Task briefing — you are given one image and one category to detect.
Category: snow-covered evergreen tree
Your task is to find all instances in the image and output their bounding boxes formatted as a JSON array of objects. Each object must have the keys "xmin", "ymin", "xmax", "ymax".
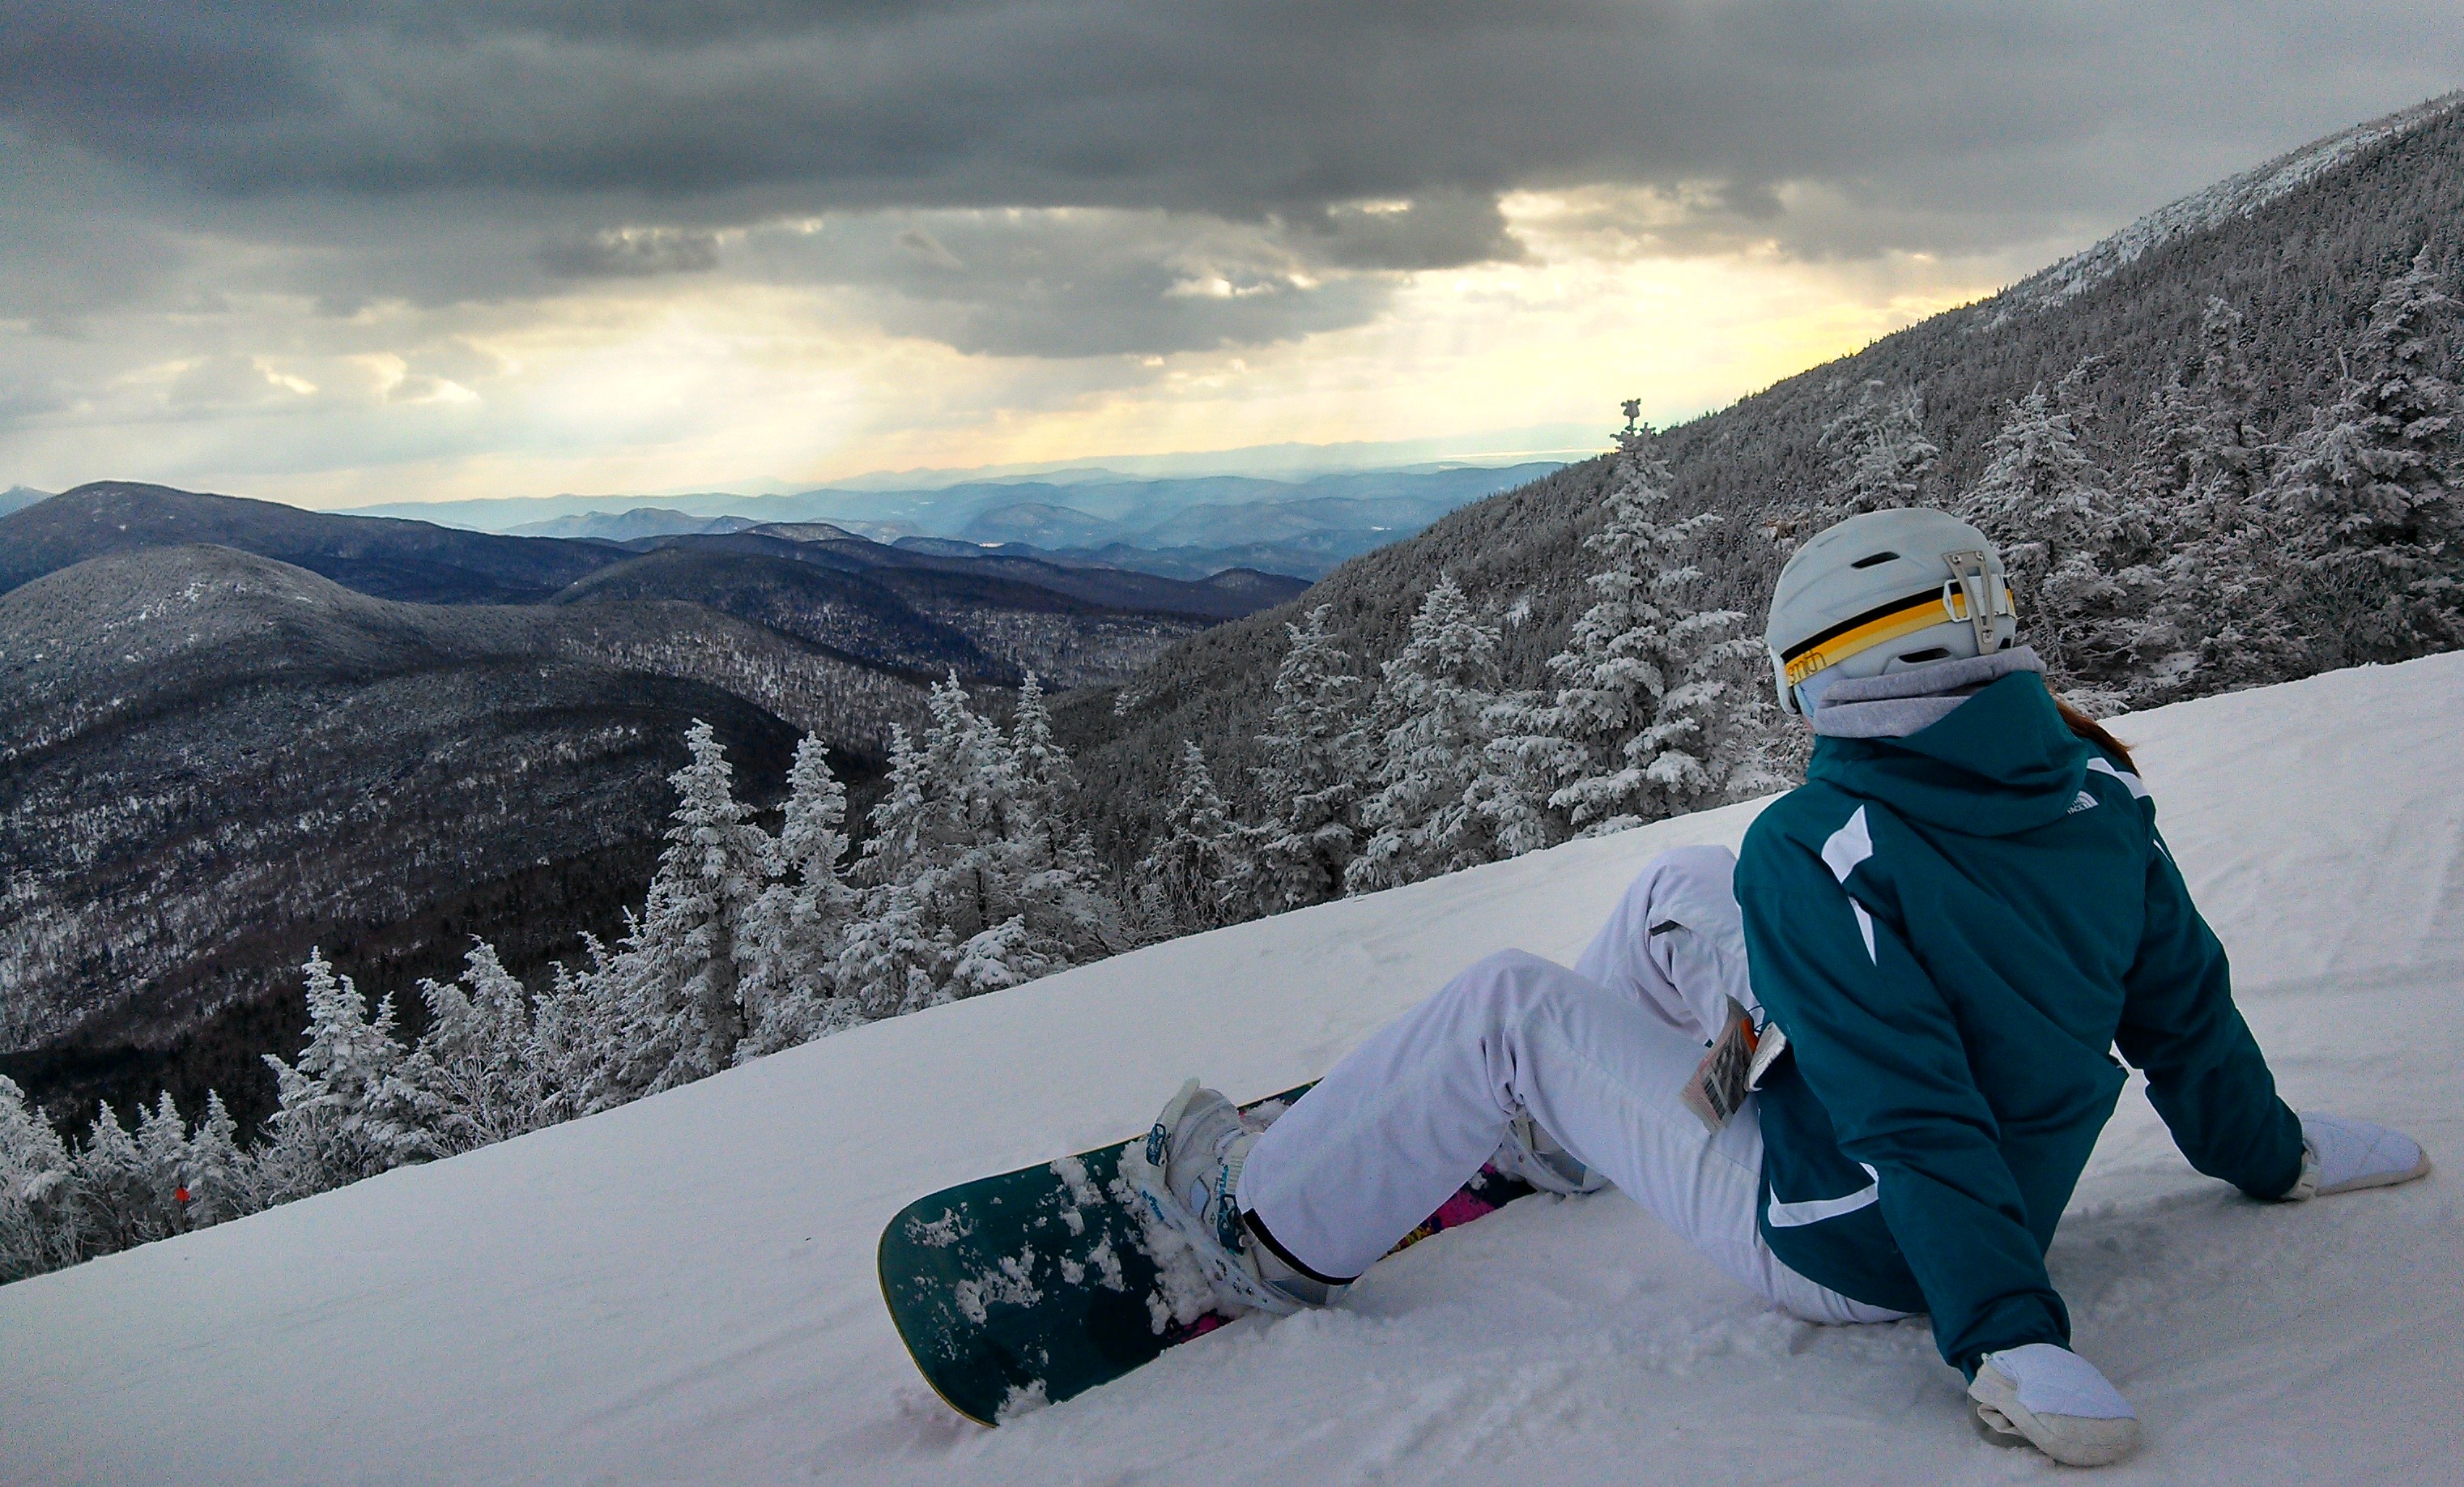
[
  {"xmin": 1496, "ymin": 415, "xmax": 1772, "ymax": 837},
  {"xmin": 134, "ymin": 1093, "xmax": 194, "ymax": 1238},
  {"xmin": 1004, "ymin": 674, "xmax": 1075, "ymax": 860},
  {"xmin": 836, "ymin": 678, "xmax": 1124, "ymax": 1020},
  {"xmin": 0, "ymin": 1076, "xmax": 82, "ymax": 1283},
  {"xmin": 1817, "ymin": 379, "xmax": 1939, "ymax": 518},
  {"xmin": 589, "ymin": 720, "xmax": 777, "ymax": 1102},
  {"xmin": 399, "ymin": 940, "xmax": 557, "ymax": 1154},
  {"xmin": 532, "ymin": 937, "xmax": 615, "ymax": 1126},
  {"xmin": 2274, "ymin": 245, "xmax": 2462, "ymax": 663},
  {"xmin": 2125, "ymin": 367, "xmax": 2202, "ymax": 526},
  {"xmin": 831, "ymin": 884, "xmax": 943, "ymax": 1024},
  {"xmin": 1247, "ymin": 606, "xmax": 1367, "ymax": 914},
  {"xmin": 253, "ymin": 951, "xmax": 428, "ymax": 1204},
  {"xmin": 2185, "ymin": 296, "xmax": 2272, "ymax": 531},
  {"xmin": 1134, "ymin": 743, "xmax": 1247, "ymax": 935},
  {"xmin": 998, "ymin": 675, "xmax": 1124, "ymax": 961},
  {"xmin": 2117, "ymin": 300, "xmax": 2304, "ymax": 701},
  {"xmin": 72, "ymin": 1103, "xmax": 158, "ymax": 1253},
  {"xmin": 183, "ymin": 1091, "xmax": 253, "ymax": 1228},
  {"xmin": 737, "ymin": 735, "xmax": 862, "ymax": 1058},
  {"xmin": 1960, "ymin": 380, "xmax": 2134, "ymax": 694},
  {"xmin": 1346, "ymin": 576, "xmax": 1534, "ymax": 893}
]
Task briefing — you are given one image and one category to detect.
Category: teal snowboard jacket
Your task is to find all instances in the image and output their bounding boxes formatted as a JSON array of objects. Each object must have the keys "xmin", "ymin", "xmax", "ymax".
[{"xmin": 1734, "ymin": 671, "xmax": 2304, "ymax": 1374}]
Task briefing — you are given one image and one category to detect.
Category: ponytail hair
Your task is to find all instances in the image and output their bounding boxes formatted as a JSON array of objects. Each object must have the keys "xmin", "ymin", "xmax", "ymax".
[{"xmin": 2053, "ymin": 693, "xmax": 2135, "ymax": 770}]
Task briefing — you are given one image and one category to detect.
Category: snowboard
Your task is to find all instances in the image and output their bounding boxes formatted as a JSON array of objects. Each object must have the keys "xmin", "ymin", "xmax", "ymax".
[{"xmin": 877, "ymin": 1083, "xmax": 1538, "ymax": 1425}]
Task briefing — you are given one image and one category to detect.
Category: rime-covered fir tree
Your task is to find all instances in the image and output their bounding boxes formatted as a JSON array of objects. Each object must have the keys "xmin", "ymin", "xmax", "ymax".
[
  {"xmin": 254, "ymin": 951, "xmax": 428, "ymax": 1202},
  {"xmin": 1001, "ymin": 680, "xmax": 1126, "ymax": 966},
  {"xmin": 1134, "ymin": 743, "xmax": 1246, "ymax": 935},
  {"xmin": 1247, "ymin": 606, "xmax": 1368, "ymax": 914},
  {"xmin": 183, "ymin": 1091, "xmax": 252, "ymax": 1227},
  {"xmin": 1960, "ymin": 381, "xmax": 2133, "ymax": 694},
  {"xmin": 2121, "ymin": 299, "xmax": 2300, "ymax": 700},
  {"xmin": 589, "ymin": 720, "xmax": 777, "ymax": 1101},
  {"xmin": 1346, "ymin": 576, "xmax": 1532, "ymax": 893},
  {"xmin": 2274, "ymin": 245, "xmax": 2462, "ymax": 663},
  {"xmin": 2185, "ymin": 297, "xmax": 2272, "ymax": 534},
  {"xmin": 1817, "ymin": 379, "xmax": 1939, "ymax": 519},
  {"xmin": 1004, "ymin": 675, "xmax": 1076, "ymax": 866},
  {"xmin": 0, "ymin": 1076, "xmax": 83, "ymax": 1283},
  {"xmin": 70, "ymin": 1105, "xmax": 150, "ymax": 1254},
  {"xmin": 837, "ymin": 678, "xmax": 1123, "ymax": 1019},
  {"xmin": 398, "ymin": 940, "xmax": 556, "ymax": 1154},
  {"xmin": 1498, "ymin": 415, "xmax": 1771, "ymax": 837},
  {"xmin": 736, "ymin": 735, "xmax": 862, "ymax": 1058},
  {"xmin": 1002, "ymin": 675, "xmax": 1122, "ymax": 952}
]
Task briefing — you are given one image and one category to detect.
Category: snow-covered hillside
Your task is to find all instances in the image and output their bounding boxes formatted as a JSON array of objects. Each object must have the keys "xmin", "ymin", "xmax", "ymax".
[
  {"xmin": 2005, "ymin": 90, "xmax": 2463, "ymax": 312},
  {"xmin": 6, "ymin": 656, "xmax": 2461, "ymax": 1486}
]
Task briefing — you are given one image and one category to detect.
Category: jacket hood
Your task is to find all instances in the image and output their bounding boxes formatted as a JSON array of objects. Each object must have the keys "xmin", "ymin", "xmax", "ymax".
[{"xmin": 1804, "ymin": 670, "xmax": 2092, "ymax": 836}]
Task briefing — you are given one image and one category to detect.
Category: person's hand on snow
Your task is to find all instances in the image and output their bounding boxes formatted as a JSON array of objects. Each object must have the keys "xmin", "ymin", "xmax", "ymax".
[
  {"xmin": 1967, "ymin": 1343, "xmax": 2141, "ymax": 1467},
  {"xmin": 2280, "ymin": 1114, "xmax": 2432, "ymax": 1200}
]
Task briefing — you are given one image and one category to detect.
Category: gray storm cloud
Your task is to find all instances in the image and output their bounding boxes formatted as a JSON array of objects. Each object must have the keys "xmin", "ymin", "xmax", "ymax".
[{"xmin": 2, "ymin": 1, "xmax": 2461, "ymax": 362}]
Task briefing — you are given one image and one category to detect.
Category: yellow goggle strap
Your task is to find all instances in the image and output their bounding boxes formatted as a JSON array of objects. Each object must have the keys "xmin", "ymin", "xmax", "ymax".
[{"xmin": 1778, "ymin": 575, "xmax": 2016, "ymax": 689}]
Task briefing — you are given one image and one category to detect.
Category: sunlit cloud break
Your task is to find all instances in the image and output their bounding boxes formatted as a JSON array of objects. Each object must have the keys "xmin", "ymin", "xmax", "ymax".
[{"xmin": 1, "ymin": 2, "xmax": 2458, "ymax": 502}]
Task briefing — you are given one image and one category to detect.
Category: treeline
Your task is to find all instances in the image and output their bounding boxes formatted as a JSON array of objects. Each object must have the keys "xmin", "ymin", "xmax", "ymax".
[
  {"xmin": 1, "ymin": 679, "xmax": 1117, "ymax": 1282},
  {"xmin": 1931, "ymin": 245, "xmax": 2459, "ymax": 705}
]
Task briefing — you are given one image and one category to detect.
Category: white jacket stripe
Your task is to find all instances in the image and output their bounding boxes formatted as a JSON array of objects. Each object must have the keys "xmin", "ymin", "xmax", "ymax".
[
  {"xmin": 1767, "ymin": 1180, "xmax": 1880, "ymax": 1229},
  {"xmin": 1821, "ymin": 806, "xmax": 1879, "ymax": 963},
  {"xmin": 2085, "ymin": 757, "xmax": 2149, "ymax": 799}
]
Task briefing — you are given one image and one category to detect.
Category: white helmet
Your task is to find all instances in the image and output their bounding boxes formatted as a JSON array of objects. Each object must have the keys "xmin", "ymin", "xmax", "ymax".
[{"xmin": 1764, "ymin": 508, "xmax": 2019, "ymax": 714}]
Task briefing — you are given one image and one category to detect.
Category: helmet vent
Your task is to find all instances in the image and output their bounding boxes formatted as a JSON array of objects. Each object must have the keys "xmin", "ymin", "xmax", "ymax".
[
  {"xmin": 1899, "ymin": 647, "xmax": 1951, "ymax": 664},
  {"xmin": 1849, "ymin": 551, "xmax": 1900, "ymax": 569}
]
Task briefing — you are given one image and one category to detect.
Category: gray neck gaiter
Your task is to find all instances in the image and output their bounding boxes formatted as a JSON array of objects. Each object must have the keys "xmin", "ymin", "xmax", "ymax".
[{"xmin": 1806, "ymin": 647, "xmax": 2047, "ymax": 739}]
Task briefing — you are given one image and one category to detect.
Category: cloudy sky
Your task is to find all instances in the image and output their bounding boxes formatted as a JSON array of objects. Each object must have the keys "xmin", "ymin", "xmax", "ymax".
[{"xmin": 3, "ymin": 2, "xmax": 2459, "ymax": 505}]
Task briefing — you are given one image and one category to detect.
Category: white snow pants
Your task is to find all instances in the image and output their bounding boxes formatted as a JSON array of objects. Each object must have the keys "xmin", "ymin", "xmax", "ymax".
[{"xmin": 1236, "ymin": 846, "xmax": 1905, "ymax": 1326}]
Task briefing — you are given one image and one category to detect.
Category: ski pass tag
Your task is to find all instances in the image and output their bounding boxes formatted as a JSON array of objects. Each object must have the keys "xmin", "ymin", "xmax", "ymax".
[{"xmin": 1679, "ymin": 1001, "xmax": 1757, "ymax": 1132}]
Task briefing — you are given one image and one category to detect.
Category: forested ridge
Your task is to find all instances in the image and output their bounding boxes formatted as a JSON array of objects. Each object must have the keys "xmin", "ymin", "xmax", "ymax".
[{"xmin": 1060, "ymin": 92, "xmax": 2464, "ymax": 867}]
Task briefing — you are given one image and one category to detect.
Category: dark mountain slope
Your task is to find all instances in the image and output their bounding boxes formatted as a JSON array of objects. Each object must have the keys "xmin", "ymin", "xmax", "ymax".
[
  {"xmin": 0, "ymin": 481, "xmax": 1287, "ymax": 692},
  {"xmin": 655, "ymin": 526, "xmax": 1306, "ymax": 621},
  {"xmin": 551, "ymin": 546, "xmax": 1011, "ymax": 683},
  {"xmin": 0, "ymin": 482, "xmax": 627, "ymax": 603},
  {"xmin": 1059, "ymin": 92, "xmax": 2464, "ymax": 864},
  {"xmin": 628, "ymin": 530, "xmax": 1237, "ymax": 687},
  {"xmin": 0, "ymin": 547, "xmax": 925, "ymax": 1129}
]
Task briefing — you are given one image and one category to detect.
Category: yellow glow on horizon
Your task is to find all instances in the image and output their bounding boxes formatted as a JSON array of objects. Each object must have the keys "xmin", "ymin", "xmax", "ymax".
[{"xmin": 123, "ymin": 205, "xmax": 2026, "ymax": 509}]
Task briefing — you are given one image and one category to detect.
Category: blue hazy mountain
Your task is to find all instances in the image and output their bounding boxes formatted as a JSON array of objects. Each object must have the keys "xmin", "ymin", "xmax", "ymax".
[{"xmin": 344, "ymin": 462, "xmax": 1571, "ymax": 581}]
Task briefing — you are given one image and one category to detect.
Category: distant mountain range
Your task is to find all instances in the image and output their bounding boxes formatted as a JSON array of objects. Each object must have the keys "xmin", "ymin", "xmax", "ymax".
[
  {"xmin": 510, "ymin": 508, "xmax": 764, "ymax": 540},
  {"xmin": 0, "ymin": 483, "xmax": 1304, "ymax": 671},
  {"xmin": 346, "ymin": 462, "xmax": 1569, "ymax": 581},
  {"xmin": 0, "ymin": 485, "xmax": 48, "ymax": 518},
  {"xmin": 0, "ymin": 481, "xmax": 619, "ymax": 604},
  {"xmin": 0, "ymin": 482, "xmax": 1311, "ymax": 1131}
]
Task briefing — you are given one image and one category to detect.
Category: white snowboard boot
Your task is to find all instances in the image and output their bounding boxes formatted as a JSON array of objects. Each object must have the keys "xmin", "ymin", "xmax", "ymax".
[
  {"xmin": 1966, "ymin": 1343, "xmax": 2142, "ymax": 1467},
  {"xmin": 2281, "ymin": 1114, "xmax": 2432, "ymax": 1199},
  {"xmin": 1129, "ymin": 1080, "xmax": 1342, "ymax": 1314}
]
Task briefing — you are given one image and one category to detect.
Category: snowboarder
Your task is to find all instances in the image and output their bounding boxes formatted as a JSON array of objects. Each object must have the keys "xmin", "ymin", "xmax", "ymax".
[{"xmin": 1143, "ymin": 508, "xmax": 2432, "ymax": 1468}]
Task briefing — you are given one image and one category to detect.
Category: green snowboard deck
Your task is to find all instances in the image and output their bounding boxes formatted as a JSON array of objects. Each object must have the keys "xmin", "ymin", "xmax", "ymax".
[{"xmin": 877, "ymin": 1084, "xmax": 1535, "ymax": 1425}]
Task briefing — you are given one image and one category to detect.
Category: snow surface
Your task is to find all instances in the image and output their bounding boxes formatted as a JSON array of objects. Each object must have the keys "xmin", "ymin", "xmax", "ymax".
[
  {"xmin": 6, "ymin": 654, "xmax": 2462, "ymax": 1485},
  {"xmin": 2002, "ymin": 92, "xmax": 2463, "ymax": 313}
]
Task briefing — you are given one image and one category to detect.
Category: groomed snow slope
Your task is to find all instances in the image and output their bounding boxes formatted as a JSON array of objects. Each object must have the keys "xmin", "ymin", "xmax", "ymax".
[{"xmin": 6, "ymin": 655, "xmax": 2462, "ymax": 1486}]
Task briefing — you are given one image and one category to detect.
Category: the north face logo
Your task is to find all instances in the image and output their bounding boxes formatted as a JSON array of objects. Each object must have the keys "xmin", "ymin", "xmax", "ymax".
[{"xmin": 2068, "ymin": 790, "xmax": 2099, "ymax": 814}]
